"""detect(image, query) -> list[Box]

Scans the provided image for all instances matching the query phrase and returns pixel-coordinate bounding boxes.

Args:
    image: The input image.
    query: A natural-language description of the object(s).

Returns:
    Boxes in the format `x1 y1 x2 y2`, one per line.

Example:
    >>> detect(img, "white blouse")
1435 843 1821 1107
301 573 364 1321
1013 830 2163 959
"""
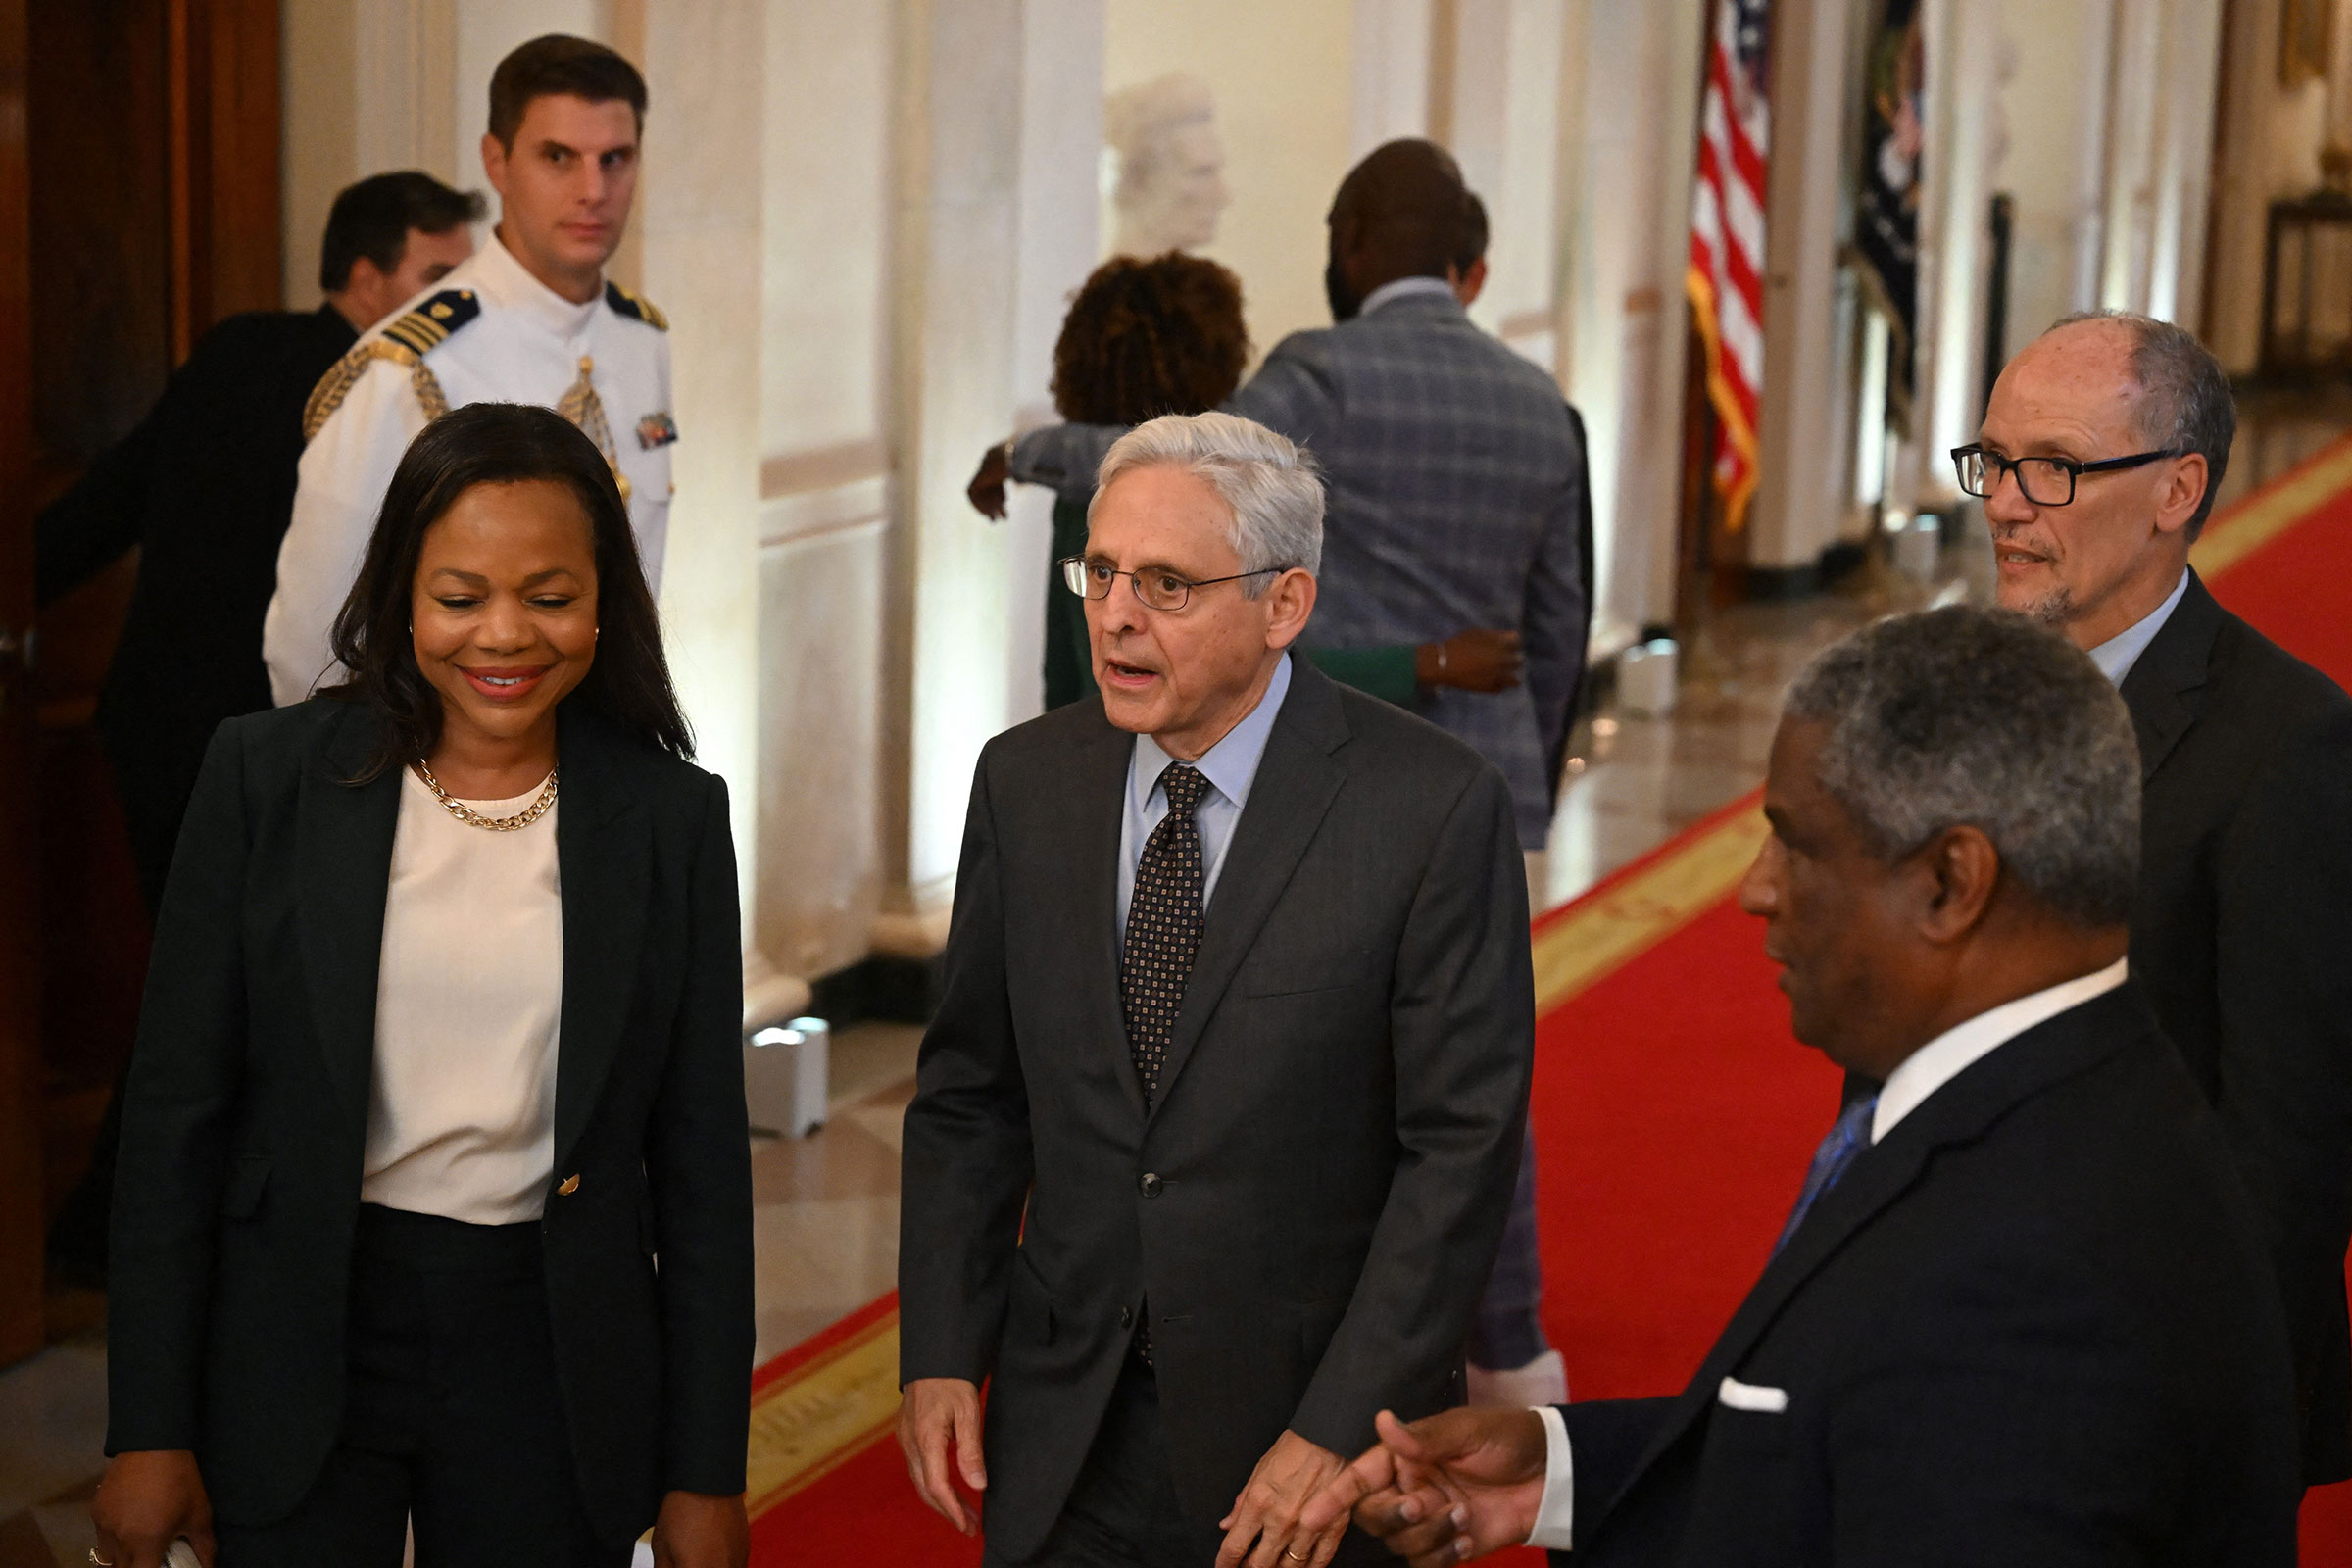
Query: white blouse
361 766 564 1225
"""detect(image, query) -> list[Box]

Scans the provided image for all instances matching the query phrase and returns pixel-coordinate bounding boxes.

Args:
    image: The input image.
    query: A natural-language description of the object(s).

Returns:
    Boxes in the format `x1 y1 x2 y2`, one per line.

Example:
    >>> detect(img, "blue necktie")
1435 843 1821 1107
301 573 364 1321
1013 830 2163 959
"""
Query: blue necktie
1772 1095 1879 1256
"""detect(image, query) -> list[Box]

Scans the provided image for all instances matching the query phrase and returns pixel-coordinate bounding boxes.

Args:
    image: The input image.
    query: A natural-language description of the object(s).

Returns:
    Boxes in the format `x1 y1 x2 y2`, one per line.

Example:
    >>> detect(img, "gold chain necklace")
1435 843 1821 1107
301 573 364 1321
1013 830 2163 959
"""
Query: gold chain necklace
413 760 559 832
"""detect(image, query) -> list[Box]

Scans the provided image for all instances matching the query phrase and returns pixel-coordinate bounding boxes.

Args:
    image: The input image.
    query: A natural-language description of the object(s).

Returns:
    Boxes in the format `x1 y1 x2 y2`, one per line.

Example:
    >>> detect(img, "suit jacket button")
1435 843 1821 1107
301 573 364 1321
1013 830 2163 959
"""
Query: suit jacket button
1138 1172 1162 1199
557 1174 580 1196
1120 1305 1134 1328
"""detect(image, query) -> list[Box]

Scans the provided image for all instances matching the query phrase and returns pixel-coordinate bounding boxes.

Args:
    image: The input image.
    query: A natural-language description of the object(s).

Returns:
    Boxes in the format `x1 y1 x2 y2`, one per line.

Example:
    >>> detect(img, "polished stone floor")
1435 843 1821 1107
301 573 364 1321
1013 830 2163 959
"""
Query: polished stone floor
4 391 2346 1564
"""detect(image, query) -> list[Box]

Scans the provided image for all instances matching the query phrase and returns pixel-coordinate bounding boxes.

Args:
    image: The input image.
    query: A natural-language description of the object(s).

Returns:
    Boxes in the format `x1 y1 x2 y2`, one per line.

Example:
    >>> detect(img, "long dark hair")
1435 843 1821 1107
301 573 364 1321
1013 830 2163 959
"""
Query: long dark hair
1051 254 1249 426
322 402 693 779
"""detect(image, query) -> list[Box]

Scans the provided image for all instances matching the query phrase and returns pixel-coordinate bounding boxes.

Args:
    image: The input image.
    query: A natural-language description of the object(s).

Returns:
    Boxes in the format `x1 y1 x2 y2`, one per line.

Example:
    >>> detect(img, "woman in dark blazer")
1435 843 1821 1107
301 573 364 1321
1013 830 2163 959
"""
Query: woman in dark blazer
92 404 753 1568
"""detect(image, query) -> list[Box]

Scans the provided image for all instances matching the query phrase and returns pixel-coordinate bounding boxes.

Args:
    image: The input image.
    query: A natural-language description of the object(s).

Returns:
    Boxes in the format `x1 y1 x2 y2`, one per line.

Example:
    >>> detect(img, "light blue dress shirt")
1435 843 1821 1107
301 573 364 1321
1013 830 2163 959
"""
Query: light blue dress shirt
2088 568 2190 687
1117 655 1294 935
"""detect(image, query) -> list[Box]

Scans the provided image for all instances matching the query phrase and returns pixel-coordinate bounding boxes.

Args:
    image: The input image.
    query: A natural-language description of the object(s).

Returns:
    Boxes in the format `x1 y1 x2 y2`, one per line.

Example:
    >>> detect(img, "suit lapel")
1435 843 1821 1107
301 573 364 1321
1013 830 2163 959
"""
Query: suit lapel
1065 705 1148 1116
296 707 401 1116
1149 664 1348 1121
2118 572 2223 783
1608 990 2145 1503
552 707 651 1170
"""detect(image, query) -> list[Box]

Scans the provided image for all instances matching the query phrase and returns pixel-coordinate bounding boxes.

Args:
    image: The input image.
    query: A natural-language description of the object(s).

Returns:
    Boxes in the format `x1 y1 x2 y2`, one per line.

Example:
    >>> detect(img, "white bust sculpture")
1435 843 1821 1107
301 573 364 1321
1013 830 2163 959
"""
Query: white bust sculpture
1104 74 1231 256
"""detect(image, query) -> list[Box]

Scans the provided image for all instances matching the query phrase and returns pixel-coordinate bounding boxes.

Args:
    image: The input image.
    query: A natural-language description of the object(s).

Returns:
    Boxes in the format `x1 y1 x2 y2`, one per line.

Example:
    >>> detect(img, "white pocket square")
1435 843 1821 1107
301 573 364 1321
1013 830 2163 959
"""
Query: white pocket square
1717 1376 1789 1413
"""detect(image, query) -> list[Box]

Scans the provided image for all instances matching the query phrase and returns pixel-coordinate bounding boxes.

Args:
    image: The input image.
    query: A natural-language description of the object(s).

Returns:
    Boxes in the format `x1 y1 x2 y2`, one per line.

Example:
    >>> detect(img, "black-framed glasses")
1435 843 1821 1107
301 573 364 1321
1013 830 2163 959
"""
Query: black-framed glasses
1951 444 2180 507
1059 555 1282 612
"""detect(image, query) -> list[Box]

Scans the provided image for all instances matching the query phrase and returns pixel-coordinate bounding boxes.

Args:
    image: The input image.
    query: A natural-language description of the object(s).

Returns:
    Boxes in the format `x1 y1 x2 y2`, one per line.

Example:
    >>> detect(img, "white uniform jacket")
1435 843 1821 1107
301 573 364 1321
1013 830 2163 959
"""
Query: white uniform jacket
263 232 675 706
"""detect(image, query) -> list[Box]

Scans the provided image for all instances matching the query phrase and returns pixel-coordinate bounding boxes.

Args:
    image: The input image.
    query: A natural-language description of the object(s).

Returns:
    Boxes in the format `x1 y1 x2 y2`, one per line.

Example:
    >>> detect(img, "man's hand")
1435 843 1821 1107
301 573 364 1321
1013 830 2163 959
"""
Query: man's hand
897 1377 987 1534
1301 1408 1547 1568
1416 630 1524 694
968 442 1011 520
91 1449 215 1568
1217 1429 1350 1568
650 1490 747 1567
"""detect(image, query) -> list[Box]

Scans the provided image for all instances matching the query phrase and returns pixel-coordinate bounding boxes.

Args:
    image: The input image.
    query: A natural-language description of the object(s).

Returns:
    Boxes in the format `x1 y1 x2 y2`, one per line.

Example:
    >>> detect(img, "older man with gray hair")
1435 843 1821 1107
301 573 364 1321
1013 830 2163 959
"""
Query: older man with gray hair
899 411 1535 1568
1313 606 2301 1566
1966 310 2352 1484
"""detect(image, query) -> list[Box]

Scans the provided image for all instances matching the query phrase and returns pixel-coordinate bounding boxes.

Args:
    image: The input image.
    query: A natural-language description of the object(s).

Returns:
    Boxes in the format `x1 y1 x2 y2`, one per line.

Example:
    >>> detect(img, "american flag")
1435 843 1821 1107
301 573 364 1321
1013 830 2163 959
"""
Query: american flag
1687 0 1772 532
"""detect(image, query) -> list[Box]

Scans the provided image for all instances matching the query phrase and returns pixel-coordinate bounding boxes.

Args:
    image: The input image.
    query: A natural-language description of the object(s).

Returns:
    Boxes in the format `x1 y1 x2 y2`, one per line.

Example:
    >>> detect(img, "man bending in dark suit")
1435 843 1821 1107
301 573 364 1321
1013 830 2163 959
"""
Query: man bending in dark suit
1963 311 2352 1484
1307 607 2301 1565
899 411 1534 1568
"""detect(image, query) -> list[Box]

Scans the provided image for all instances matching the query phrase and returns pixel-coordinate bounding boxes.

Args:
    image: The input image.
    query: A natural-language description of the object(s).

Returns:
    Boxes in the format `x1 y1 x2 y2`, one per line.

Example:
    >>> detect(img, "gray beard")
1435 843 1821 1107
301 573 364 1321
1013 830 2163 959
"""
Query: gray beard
2022 585 2076 628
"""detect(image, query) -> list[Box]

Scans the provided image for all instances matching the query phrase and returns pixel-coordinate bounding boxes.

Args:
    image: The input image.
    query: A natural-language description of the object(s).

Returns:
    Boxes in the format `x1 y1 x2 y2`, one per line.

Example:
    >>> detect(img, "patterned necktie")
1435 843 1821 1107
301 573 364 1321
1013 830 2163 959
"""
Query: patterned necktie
1772 1094 1878 1256
1121 763 1209 1109
555 354 631 499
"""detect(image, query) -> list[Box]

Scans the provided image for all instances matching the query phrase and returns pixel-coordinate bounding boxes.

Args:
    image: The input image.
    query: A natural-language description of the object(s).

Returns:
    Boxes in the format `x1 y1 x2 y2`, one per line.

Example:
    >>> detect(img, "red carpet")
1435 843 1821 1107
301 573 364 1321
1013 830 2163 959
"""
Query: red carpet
748 435 2352 1563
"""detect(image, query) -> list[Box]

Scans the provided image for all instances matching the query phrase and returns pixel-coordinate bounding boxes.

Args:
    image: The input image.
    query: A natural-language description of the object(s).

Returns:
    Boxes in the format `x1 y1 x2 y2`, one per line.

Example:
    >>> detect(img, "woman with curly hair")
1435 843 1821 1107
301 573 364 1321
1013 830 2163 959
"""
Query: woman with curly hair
972 252 1250 709
972 250 1534 716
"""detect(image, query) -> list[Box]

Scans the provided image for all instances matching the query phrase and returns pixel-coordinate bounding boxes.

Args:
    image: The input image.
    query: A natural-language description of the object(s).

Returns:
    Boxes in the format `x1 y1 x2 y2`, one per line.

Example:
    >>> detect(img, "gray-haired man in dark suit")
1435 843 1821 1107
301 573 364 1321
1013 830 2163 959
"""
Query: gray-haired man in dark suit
899 412 1534 1568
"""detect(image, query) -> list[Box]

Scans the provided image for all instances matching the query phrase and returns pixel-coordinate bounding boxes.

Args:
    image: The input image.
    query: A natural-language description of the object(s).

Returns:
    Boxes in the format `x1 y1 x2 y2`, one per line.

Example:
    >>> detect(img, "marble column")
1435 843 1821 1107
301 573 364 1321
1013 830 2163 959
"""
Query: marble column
1439 0 1566 369
749 0 899 983
1748 0 1865 569
1989 0 2113 361
1553 0 1705 645
637 0 764 942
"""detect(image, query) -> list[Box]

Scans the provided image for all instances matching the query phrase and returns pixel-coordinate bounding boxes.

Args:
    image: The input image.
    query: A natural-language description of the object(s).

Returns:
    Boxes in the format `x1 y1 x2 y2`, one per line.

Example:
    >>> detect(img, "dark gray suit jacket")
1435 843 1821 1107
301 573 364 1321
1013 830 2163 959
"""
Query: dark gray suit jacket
106 699 754 1544
2120 570 2352 1484
898 661 1534 1558
1014 291 1588 850
1563 988 2299 1566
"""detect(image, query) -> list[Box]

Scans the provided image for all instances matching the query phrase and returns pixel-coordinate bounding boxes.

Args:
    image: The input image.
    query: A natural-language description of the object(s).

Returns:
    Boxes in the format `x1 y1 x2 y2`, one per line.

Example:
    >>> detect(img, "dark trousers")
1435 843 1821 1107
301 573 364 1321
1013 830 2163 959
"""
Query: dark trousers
986 1357 1385 1568
985 1356 1223 1568
215 1205 631 1568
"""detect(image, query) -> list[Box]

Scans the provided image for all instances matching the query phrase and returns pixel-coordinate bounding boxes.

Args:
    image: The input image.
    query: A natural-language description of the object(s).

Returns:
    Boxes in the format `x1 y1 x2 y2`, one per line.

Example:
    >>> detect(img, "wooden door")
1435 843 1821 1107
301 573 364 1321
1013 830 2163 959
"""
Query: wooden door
0 0 48 1369
0 0 279 1365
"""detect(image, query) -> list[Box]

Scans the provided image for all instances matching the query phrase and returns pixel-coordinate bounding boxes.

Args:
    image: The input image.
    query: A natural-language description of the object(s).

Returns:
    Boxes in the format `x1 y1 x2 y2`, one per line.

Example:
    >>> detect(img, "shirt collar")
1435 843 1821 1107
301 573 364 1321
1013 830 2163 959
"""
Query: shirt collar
1872 957 2131 1144
471 229 603 339
1131 654 1294 814
2087 568 2190 686
1358 274 1459 317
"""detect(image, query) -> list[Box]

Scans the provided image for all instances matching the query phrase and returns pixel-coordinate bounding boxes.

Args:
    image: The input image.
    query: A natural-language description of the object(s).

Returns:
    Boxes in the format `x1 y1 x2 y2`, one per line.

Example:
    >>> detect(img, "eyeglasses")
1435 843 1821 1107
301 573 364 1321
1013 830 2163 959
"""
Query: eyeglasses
1950 444 2180 507
1059 556 1282 612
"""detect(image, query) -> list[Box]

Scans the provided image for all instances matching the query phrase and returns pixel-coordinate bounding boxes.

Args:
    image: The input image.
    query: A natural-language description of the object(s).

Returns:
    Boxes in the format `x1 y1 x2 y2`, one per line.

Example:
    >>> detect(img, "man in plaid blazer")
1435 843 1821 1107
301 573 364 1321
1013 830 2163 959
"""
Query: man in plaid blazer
1012 139 1588 857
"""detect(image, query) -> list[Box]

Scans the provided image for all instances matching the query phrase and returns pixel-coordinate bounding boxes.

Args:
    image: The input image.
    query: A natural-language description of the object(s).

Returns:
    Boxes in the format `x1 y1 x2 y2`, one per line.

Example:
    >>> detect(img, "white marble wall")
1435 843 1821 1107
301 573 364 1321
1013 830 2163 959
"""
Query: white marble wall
1102 0 1357 360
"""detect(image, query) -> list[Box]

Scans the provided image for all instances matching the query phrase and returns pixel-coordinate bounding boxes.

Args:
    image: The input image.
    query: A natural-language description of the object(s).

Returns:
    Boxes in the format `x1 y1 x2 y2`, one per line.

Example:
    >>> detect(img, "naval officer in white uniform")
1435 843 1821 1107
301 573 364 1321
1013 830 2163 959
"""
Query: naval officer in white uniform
266 34 677 707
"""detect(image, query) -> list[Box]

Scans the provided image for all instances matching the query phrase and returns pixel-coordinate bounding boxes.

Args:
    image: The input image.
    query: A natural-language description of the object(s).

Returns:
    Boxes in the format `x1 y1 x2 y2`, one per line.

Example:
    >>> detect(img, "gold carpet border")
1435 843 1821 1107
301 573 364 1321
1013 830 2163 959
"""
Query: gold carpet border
2190 436 2352 581
1531 807 1770 1017
741 429 2352 1526
745 1311 904 1518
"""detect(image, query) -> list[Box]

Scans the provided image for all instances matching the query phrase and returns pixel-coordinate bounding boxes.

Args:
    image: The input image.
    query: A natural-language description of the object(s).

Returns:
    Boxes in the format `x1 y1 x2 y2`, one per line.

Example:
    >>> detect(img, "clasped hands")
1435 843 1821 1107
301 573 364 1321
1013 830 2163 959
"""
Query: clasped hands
899 1377 1354 1566
1296 1407 1550 1568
